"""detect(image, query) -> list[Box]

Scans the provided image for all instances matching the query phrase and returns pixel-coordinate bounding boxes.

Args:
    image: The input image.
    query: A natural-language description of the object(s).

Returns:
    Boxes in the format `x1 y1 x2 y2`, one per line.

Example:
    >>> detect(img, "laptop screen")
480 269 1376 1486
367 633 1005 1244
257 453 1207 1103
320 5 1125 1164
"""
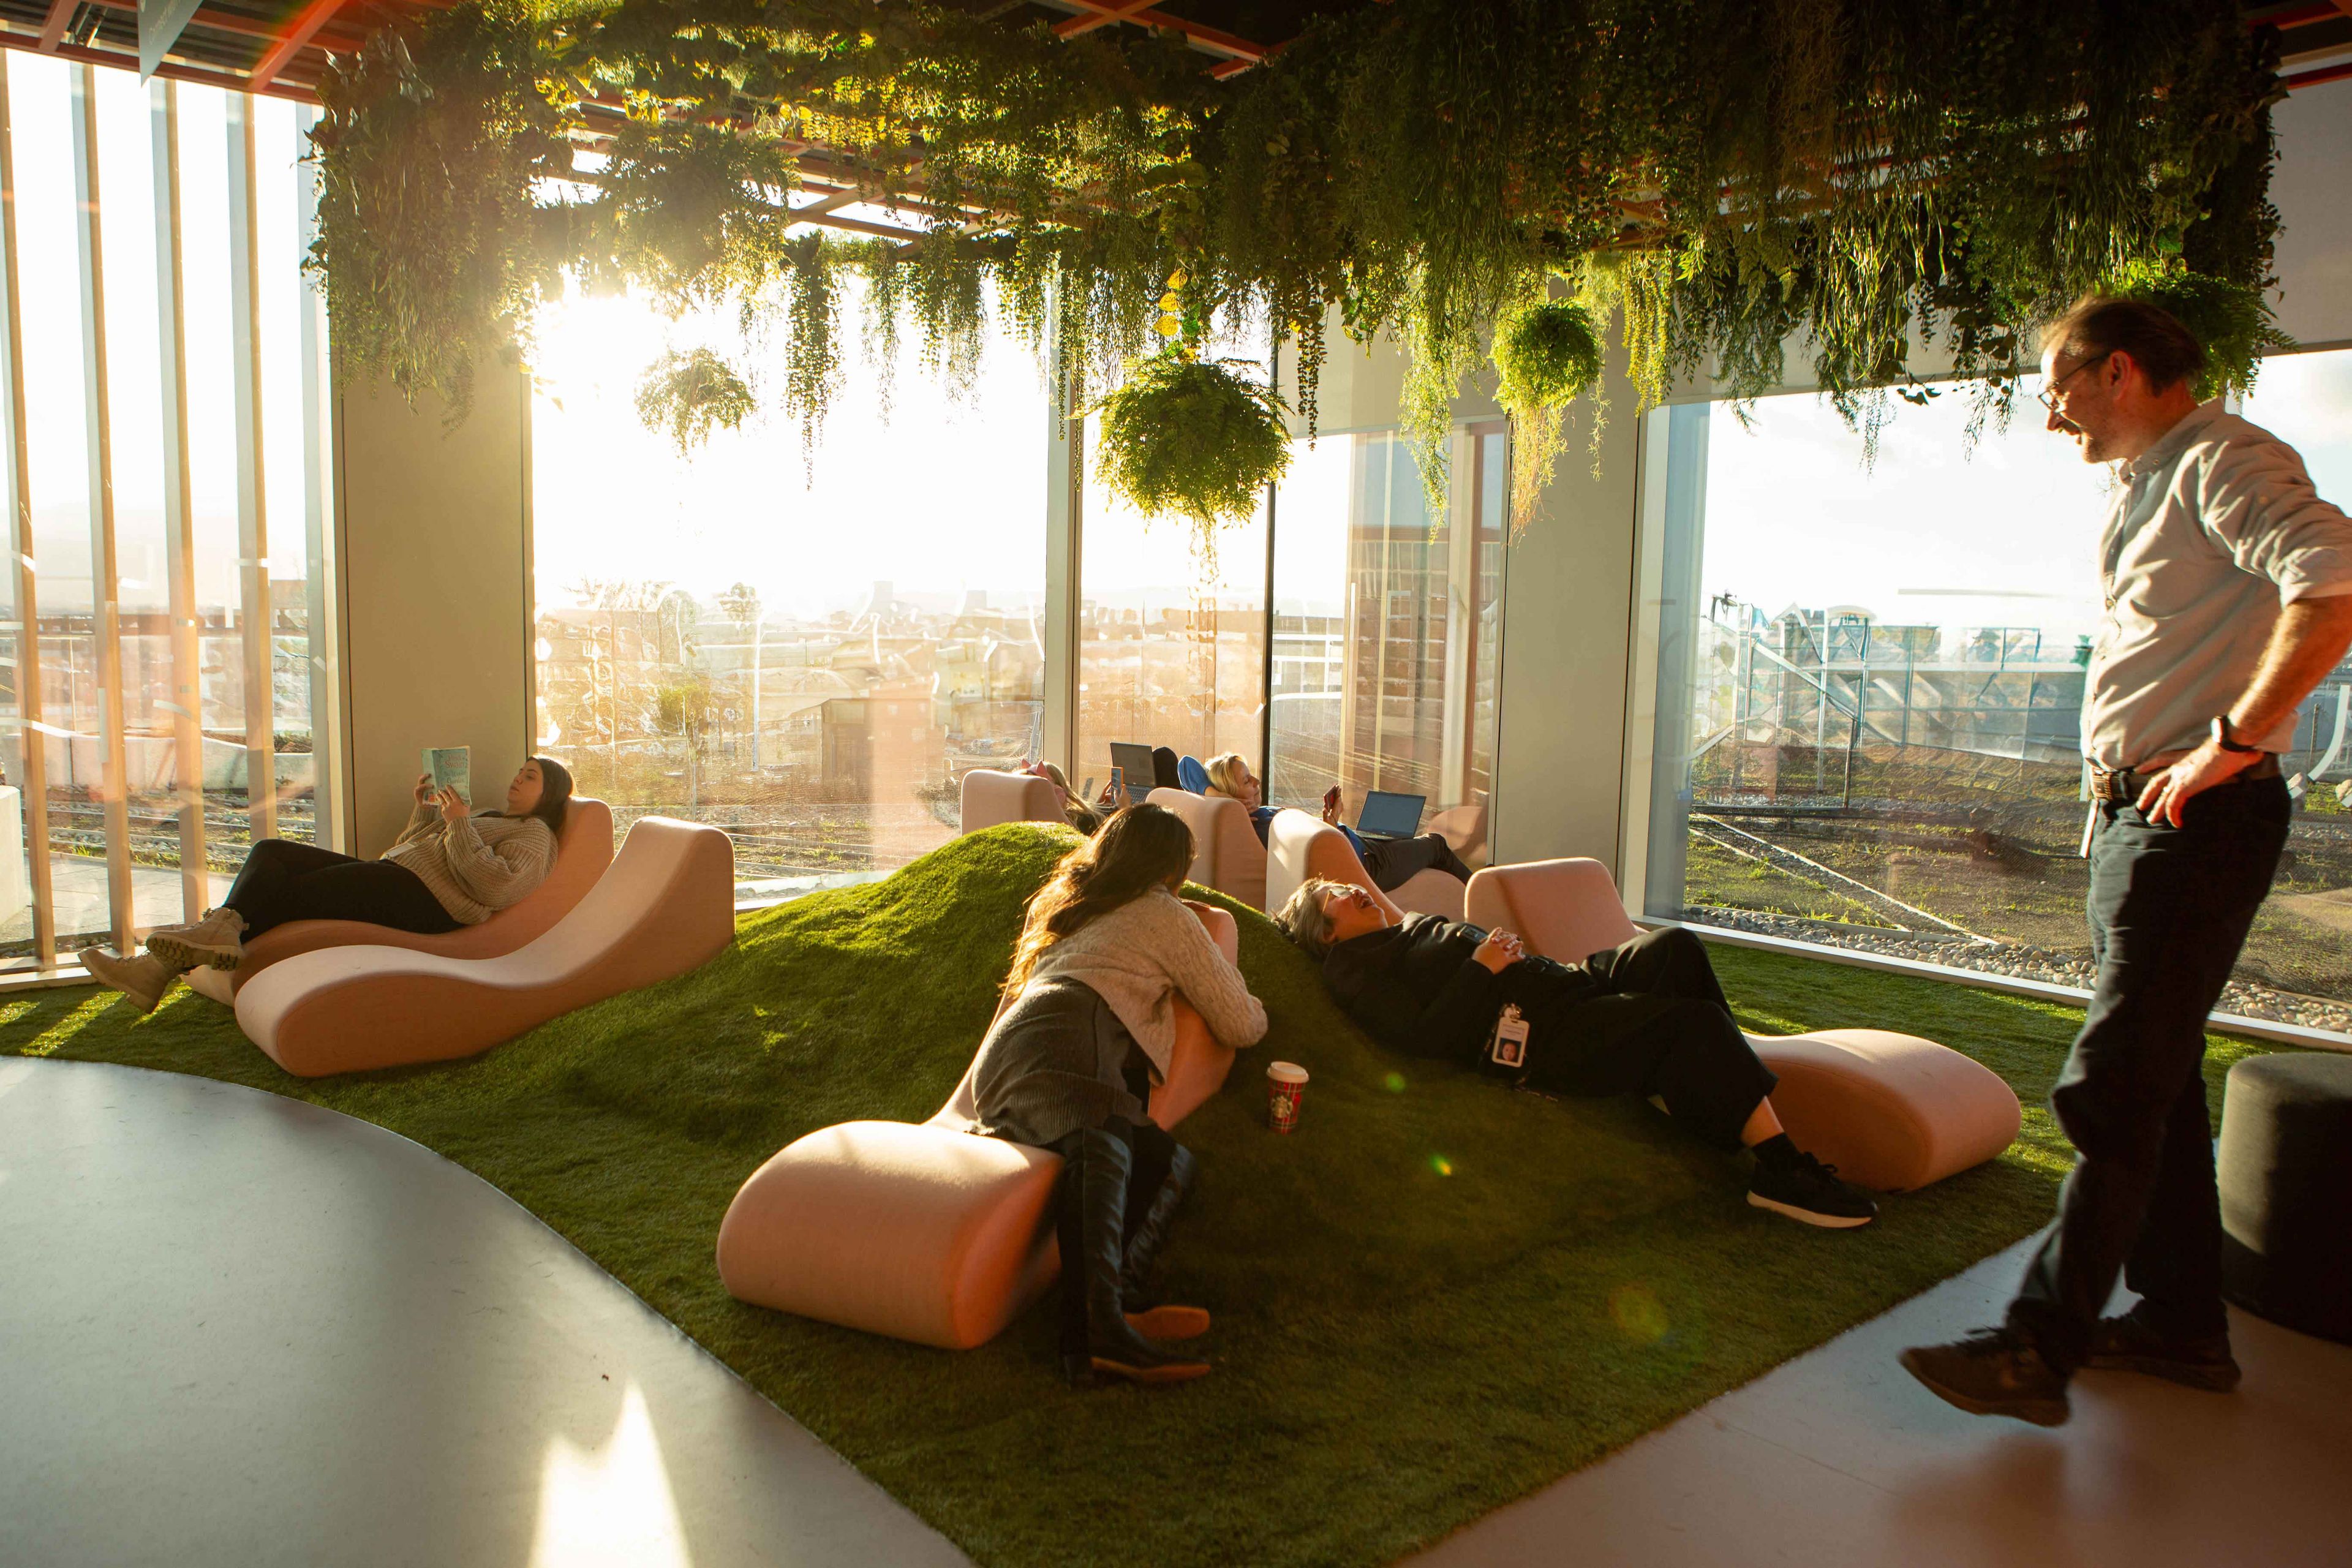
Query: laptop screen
1109 742 1158 804
1357 790 1426 838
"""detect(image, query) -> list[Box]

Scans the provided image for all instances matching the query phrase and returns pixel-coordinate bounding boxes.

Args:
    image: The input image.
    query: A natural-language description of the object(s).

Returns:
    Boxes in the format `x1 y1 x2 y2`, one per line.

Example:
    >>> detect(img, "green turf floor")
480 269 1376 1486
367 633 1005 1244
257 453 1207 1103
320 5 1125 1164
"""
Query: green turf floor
3 823 2282 1566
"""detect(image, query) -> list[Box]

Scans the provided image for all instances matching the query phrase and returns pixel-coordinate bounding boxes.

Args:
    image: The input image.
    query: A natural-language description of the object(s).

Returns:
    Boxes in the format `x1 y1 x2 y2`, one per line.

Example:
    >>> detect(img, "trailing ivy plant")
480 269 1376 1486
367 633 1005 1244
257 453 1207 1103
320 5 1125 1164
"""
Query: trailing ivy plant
2106 259 2294 402
635 347 756 454
1493 296 1605 532
308 0 2289 526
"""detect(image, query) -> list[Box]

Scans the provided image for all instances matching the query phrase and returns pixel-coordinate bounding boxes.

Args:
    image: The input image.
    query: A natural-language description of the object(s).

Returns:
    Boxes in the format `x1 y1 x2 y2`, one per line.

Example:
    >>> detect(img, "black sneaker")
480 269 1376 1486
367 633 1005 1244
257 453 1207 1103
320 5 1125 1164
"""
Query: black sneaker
1747 1149 1877 1228
2084 1312 2241 1392
1900 1327 2071 1427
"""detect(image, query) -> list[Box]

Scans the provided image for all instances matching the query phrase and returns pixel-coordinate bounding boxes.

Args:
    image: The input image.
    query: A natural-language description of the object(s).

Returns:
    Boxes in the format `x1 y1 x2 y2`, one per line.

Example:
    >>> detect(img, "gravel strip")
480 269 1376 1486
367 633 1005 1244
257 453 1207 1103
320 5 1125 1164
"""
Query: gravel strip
1682 904 2352 1038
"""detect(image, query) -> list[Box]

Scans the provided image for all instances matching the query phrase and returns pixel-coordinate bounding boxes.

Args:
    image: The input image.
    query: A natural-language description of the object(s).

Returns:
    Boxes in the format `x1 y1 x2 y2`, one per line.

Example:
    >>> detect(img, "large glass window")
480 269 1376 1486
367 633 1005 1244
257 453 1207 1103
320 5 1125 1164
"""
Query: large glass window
1637 352 2352 1029
1072 421 1267 791
528 288 1048 900
1268 423 1506 861
0 57 332 976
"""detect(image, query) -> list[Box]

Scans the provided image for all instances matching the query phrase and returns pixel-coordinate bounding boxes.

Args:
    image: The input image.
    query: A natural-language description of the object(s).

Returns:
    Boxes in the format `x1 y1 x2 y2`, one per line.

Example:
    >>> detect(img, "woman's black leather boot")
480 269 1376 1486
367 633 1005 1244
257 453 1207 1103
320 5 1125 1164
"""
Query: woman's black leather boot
1074 1128 1208 1385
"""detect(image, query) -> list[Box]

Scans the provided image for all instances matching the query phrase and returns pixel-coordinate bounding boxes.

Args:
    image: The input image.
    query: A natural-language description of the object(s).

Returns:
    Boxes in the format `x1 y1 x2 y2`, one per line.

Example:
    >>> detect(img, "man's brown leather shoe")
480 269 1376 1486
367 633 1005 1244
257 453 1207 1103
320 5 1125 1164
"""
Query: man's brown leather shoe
2083 1313 2241 1392
1900 1328 2071 1427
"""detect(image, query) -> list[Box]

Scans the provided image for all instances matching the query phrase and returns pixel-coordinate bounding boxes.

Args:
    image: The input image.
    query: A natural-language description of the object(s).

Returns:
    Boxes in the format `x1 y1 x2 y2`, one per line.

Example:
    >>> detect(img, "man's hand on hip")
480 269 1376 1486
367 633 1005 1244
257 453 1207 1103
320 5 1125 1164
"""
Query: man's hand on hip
2136 742 2261 827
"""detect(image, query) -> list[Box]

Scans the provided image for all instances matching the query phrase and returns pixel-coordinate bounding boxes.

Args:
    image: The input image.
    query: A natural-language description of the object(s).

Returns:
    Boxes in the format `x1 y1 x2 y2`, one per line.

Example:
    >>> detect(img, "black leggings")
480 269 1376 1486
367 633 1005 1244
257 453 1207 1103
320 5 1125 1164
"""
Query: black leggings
1518 927 1778 1150
1362 832 1474 891
222 839 463 940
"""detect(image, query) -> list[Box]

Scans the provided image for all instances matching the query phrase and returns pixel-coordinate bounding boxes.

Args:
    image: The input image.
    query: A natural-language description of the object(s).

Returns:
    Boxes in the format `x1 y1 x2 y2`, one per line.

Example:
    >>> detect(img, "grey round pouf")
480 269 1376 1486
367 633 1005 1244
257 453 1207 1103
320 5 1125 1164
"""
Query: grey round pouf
2218 1052 2352 1346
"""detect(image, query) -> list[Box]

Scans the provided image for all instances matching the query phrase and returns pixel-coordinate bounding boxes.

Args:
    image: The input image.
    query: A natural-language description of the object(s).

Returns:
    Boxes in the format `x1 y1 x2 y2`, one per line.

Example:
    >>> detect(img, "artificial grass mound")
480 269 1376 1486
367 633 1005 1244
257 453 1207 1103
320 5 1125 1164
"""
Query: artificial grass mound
4 823 2280 1567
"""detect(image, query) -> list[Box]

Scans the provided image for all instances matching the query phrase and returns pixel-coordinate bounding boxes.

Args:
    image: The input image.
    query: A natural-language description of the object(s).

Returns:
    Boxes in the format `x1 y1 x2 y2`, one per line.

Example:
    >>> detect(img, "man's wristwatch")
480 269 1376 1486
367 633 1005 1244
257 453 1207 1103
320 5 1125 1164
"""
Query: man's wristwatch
2213 715 2263 755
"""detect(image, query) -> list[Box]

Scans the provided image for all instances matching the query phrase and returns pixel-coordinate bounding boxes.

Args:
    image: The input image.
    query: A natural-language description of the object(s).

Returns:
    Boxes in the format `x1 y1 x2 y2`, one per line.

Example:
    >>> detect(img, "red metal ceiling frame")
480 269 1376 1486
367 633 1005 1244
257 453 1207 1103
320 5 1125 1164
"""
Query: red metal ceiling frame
1041 0 1267 66
250 0 349 86
36 0 77 51
1052 0 1158 40
80 0 374 52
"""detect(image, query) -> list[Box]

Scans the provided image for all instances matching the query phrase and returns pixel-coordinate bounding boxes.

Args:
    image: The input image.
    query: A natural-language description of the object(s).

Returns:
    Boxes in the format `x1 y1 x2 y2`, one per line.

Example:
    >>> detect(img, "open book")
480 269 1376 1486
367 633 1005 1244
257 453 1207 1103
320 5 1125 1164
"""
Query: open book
423 746 471 801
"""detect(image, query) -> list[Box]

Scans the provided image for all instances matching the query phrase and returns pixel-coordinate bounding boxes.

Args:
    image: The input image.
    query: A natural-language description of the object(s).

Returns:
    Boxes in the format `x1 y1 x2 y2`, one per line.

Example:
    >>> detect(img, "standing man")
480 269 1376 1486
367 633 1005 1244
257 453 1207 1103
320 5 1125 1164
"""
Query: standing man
1901 298 2352 1427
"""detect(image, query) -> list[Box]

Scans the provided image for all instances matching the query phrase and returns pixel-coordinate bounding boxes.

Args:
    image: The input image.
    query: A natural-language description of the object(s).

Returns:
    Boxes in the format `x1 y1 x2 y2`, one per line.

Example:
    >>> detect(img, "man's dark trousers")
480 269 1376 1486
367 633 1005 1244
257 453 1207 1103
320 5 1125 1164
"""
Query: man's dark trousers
2006 773 2291 1370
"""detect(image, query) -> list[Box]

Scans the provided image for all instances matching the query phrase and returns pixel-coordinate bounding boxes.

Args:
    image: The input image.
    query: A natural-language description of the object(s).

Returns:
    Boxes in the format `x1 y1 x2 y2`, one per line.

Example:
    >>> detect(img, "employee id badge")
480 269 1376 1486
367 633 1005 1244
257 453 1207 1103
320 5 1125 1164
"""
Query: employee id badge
1488 1003 1531 1071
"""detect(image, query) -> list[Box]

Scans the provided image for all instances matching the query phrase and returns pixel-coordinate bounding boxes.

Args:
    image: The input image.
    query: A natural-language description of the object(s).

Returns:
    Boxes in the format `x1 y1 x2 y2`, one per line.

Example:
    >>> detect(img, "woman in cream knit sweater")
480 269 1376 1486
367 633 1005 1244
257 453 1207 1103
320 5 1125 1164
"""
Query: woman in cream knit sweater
80 757 574 1013
971 803 1267 1389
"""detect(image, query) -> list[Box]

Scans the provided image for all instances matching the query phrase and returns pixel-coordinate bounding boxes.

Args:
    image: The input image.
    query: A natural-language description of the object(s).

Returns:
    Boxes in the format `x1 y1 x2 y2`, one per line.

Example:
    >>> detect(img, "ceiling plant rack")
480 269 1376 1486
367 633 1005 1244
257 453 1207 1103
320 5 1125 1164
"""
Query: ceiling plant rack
262 0 2326 529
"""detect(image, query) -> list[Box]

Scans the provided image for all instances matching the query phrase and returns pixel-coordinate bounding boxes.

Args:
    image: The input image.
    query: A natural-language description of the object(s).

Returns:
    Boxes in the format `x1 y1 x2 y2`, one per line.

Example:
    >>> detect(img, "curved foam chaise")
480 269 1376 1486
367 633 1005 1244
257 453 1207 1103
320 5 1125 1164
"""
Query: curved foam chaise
183 798 617 1005
1463 858 2019 1191
959 769 1064 835
1148 787 1268 909
1264 806 1465 921
235 816 736 1078
715 903 1241 1349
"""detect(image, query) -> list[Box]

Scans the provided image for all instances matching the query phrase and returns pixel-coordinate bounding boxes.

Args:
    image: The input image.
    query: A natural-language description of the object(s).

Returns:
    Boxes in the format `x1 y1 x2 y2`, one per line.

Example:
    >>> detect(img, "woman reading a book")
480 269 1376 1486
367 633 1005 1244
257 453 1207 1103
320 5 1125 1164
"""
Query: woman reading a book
79 757 575 1013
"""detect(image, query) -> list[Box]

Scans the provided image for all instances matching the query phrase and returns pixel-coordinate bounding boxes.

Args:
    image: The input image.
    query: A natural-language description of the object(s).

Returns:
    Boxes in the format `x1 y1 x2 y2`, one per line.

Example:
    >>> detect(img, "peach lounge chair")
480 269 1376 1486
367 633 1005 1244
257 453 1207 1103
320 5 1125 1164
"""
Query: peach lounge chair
1264 806 1466 922
234 816 736 1078
182 797 619 1005
1463 858 2021 1192
1147 786 1268 909
714 903 1242 1350
958 769 1065 835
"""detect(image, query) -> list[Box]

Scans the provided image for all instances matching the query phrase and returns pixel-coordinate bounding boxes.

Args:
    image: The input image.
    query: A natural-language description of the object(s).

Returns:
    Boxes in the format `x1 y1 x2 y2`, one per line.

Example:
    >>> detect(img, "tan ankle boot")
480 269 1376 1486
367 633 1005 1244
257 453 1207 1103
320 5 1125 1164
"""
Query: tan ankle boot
148 907 246 972
79 948 179 1014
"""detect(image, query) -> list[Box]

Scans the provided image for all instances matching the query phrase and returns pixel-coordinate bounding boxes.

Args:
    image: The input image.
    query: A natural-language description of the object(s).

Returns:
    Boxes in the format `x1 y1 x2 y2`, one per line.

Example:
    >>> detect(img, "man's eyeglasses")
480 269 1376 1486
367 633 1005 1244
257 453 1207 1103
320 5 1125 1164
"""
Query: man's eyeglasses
2037 351 2112 413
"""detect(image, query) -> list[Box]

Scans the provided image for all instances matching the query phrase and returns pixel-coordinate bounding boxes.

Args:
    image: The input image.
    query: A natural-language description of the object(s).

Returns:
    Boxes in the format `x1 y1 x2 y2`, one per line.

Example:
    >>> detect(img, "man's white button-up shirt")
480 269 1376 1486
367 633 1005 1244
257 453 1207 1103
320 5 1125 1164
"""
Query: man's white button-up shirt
2084 402 2352 769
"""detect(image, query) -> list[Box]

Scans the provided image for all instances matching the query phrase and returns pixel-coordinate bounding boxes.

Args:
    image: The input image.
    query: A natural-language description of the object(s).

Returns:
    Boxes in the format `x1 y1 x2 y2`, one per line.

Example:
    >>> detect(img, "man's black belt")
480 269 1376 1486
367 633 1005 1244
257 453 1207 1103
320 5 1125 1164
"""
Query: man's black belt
2089 754 2281 804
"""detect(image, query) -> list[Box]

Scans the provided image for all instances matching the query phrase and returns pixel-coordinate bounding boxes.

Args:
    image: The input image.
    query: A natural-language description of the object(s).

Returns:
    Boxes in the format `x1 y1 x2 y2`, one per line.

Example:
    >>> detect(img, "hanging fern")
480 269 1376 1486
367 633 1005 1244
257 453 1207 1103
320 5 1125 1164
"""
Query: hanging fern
1089 350 1290 534
635 348 756 453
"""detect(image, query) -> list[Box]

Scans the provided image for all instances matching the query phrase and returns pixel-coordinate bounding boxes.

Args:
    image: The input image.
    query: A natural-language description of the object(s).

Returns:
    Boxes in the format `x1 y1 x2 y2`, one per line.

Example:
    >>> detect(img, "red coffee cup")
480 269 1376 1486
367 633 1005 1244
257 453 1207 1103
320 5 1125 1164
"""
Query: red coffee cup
1266 1061 1309 1133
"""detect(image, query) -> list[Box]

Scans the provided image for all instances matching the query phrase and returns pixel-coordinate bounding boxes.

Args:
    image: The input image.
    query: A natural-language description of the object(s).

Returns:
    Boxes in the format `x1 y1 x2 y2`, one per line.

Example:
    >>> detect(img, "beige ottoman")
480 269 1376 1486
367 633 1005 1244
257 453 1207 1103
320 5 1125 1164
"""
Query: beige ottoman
716 905 1242 1348
1749 1029 2022 1193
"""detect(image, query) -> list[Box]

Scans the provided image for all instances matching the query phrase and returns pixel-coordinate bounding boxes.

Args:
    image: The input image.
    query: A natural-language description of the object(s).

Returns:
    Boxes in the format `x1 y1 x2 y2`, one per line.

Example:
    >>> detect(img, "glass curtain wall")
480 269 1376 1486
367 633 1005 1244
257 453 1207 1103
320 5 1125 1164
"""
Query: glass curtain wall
527 287 1049 899
1637 352 2352 1029
1267 422 1506 862
0 55 333 976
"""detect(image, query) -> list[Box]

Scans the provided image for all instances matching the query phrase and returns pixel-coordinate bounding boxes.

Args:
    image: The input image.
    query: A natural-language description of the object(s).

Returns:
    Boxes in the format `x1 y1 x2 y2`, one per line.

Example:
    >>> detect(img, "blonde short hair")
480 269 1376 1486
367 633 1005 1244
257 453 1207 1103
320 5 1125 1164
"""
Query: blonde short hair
1205 752 1252 798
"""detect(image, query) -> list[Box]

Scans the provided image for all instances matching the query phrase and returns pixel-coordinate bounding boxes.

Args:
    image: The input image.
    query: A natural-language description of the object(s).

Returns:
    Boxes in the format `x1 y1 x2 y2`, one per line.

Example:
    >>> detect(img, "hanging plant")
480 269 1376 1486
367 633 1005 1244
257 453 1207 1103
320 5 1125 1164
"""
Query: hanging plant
2105 259 2293 402
635 348 756 454
1492 296 1604 532
1494 299 1603 413
1090 349 1291 533
306 0 2286 519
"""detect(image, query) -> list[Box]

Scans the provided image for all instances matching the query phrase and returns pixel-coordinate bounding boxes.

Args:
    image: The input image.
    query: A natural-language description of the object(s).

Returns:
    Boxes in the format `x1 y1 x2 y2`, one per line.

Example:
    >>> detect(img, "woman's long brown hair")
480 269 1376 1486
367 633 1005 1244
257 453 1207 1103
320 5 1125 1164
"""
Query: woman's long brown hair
1001 803 1196 997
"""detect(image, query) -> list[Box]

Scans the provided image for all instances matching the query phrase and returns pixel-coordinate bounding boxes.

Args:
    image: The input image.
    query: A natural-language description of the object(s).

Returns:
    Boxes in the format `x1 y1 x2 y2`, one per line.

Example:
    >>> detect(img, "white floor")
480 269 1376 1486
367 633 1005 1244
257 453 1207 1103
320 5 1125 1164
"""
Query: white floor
1409 1237 2352 1568
6 1054 2348 1568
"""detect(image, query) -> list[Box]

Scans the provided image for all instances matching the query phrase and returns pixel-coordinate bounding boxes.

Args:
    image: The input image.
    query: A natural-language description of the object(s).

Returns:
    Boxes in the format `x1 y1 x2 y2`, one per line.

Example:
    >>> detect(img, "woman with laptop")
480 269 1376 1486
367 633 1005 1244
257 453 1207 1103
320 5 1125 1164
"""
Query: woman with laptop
1202 753 1473 892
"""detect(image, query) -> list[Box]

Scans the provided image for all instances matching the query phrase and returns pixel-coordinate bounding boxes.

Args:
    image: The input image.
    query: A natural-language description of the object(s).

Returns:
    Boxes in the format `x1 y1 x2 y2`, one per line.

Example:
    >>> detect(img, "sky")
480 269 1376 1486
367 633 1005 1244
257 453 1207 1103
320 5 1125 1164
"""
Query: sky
1698 349 2352 644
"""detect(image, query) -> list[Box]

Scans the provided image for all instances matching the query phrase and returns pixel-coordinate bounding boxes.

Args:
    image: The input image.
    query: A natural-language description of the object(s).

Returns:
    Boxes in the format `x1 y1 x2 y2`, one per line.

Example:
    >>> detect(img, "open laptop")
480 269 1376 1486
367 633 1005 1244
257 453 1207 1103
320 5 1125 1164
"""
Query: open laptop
1109 742 1159 807
1356 789 1426 841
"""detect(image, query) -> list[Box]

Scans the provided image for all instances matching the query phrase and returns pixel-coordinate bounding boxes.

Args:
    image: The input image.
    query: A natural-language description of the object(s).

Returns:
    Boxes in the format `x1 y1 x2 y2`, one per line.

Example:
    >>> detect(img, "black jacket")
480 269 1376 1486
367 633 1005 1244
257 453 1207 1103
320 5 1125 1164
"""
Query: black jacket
1323 914 1607 1064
